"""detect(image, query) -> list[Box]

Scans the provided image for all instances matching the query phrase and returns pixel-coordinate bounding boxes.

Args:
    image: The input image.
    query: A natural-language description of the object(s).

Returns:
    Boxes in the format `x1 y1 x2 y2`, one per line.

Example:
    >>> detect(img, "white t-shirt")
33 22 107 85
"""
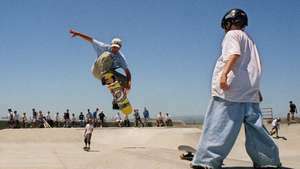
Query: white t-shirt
211 30 262 103
85 124 94 135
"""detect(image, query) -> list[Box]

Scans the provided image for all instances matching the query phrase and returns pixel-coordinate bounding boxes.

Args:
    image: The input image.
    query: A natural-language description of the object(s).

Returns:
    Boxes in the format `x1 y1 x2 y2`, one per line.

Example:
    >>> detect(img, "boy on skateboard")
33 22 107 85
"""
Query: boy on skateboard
69 29 132 109
270 118 281 138
191 9 281 169
83 119 94 151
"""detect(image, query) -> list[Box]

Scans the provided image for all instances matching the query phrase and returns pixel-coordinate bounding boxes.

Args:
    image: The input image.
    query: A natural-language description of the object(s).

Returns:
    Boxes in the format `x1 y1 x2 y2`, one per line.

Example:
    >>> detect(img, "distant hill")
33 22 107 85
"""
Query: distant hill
172 115 204 124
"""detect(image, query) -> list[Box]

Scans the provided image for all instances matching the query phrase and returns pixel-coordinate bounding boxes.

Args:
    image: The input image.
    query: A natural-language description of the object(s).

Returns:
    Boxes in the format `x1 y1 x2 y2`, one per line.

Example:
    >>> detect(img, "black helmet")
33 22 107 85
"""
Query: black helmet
221 8 248 30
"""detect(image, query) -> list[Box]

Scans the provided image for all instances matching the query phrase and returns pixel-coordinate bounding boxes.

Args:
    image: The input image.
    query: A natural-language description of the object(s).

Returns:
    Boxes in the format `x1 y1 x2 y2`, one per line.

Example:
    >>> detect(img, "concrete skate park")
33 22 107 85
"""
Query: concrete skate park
0 122 299 169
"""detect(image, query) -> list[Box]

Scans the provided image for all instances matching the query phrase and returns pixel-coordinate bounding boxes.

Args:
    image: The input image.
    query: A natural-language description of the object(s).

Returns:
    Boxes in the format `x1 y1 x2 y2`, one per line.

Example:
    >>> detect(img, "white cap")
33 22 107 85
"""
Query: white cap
111 38 122 48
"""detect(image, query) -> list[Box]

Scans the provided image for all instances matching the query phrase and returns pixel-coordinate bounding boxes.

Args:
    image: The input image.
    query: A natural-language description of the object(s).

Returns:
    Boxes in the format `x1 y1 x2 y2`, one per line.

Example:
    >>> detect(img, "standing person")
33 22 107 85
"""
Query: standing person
123 114 130 127
98 111 106 128
69 29 132 109
191 9 281 169
46 111 53 127
114 112 122 127
83 119 94 151
164 113 173 126
64 109 70 128
79 112 85 127
37 111 44 128
289 101 297 121
32 108 37 128
143 107 150 123
55 112 60 127
13 111 19 128
8 109 14 128
270 118 281 138
93 108 99 127
71 113 76 127
156 112 165 127
134 109 144 127
86 109 92 123
22 113 28 128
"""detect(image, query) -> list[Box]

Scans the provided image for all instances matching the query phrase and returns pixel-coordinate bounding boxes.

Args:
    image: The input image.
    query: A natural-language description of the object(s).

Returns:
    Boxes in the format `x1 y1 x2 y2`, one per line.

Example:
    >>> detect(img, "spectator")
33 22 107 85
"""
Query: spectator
143 107 150 122
71 113 76 127
289 101 298 121
134 109 144 127
86 109 92 123
13 111 20 128
55 112 60 127
93 108 99 127
32 108 37 128
22 112 28 128
46 111 53 127
114 112 122 127
79 112 85 127
37 111 44 128
8 109 14 128
64 109 70 127
164 113 173 126
123 115 130 127
98 111 105 128
156 112 165 127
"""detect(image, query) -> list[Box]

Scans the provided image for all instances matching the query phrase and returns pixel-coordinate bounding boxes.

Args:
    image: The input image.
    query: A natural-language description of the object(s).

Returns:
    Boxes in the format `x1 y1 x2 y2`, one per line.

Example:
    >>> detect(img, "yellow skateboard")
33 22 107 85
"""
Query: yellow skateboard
102 72 132 115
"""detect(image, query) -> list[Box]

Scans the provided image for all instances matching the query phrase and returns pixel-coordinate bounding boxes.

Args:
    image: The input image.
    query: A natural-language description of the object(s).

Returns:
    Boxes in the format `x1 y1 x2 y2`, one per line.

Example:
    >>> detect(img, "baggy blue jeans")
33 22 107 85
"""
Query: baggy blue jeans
192 97 281 168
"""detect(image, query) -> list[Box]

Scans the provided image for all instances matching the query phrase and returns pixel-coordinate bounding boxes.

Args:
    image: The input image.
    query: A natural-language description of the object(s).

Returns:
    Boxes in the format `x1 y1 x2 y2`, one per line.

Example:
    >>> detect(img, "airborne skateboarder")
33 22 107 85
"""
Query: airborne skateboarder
191 9 281 169
69 29 132 109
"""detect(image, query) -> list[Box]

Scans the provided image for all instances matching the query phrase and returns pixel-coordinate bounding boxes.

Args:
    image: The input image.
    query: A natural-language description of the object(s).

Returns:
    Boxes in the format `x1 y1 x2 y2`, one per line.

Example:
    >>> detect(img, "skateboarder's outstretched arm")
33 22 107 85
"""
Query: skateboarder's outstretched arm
125 68 132 91
70 29 93 43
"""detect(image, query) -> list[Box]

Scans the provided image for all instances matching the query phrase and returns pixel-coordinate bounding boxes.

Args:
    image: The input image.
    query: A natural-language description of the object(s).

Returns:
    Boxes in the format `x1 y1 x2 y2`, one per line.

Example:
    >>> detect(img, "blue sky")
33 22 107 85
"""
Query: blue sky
0 0 300 119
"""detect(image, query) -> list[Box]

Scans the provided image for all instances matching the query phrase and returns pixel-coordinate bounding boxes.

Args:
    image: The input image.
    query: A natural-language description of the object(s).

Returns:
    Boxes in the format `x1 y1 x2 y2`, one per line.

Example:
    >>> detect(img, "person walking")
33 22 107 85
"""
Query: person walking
98 111 106 128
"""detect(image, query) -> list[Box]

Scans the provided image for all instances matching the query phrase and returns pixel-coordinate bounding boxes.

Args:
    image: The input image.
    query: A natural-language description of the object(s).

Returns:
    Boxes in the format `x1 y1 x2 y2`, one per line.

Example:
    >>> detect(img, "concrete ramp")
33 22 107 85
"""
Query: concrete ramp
0 126 298 169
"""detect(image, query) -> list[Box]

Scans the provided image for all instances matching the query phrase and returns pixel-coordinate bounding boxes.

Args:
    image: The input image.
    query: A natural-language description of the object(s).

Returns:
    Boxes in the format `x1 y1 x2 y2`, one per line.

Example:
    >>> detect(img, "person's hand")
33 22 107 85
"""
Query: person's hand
259 91 263 102
69 29 78 38
124 81 131 95
220 74 230 91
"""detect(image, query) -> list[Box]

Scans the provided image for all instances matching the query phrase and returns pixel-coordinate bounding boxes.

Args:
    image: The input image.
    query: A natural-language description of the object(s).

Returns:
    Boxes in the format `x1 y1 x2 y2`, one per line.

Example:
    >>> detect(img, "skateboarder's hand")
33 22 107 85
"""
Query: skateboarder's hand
220 74 230 91
69 29 78 38
124 81 131 94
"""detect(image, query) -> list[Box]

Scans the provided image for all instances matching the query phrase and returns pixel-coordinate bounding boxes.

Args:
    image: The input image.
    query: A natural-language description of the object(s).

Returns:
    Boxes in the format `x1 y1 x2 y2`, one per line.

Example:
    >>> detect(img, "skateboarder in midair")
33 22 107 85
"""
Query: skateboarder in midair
69 29 132 109
191 9 281 169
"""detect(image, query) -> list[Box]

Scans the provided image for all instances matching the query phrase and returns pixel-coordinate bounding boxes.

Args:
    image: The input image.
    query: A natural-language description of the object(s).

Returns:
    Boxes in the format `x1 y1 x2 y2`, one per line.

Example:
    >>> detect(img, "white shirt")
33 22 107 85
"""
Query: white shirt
55 115 60 121
211 30 262 103
46 115 52 121
92 39 128 70
85 124 94 135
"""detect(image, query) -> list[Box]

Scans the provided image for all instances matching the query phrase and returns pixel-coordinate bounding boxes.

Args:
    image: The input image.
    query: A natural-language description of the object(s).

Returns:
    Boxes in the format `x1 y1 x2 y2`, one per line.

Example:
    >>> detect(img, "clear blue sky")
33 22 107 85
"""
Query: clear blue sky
1 0 299 119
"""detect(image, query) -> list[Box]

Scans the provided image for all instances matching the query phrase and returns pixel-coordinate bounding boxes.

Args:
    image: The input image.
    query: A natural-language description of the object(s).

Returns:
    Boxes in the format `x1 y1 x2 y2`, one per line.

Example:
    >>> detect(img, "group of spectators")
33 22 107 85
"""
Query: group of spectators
112 108 173 127
7 108 106 128
6 106 173 128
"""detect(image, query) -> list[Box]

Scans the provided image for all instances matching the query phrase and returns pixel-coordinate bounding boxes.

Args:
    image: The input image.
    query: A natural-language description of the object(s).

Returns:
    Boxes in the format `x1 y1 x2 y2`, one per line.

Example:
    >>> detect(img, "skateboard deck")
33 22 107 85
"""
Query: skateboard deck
178 145 196 161
103 72 132 115
178 145 196 153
